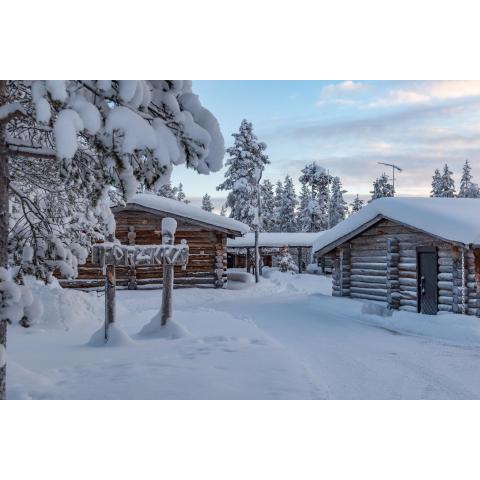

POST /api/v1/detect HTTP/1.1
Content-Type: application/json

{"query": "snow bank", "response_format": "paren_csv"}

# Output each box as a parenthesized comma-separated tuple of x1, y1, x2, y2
(137, 313, 191, 339)
(22, 277, 103, 330)
(313, 197, 480, 253)
(227, 271, 254, 290)
(87, 324, 134, 347)
(359, 304, 480, 346)
(128, 193, 250, 235)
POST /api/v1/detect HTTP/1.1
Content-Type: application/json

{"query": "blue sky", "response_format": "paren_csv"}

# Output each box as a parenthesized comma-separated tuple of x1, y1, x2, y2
(170, 81, 480, 208)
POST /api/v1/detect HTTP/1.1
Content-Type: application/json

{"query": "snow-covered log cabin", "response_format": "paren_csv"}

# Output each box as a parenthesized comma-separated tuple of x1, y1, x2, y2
(313, 197, 480, 316)
(227, 232, 321, 273)
(61, 194, 249, 289)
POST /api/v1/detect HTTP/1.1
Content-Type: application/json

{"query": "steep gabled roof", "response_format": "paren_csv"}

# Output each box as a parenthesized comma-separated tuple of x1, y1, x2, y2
(115, 193, 250, 237)
(313, 197, 480, 255)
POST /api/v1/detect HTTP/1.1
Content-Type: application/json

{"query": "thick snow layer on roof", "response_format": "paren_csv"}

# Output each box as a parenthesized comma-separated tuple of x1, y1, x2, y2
(127, 194, 250, 234)
(313, 197, 480, 253)
(228, 232, 324, 248)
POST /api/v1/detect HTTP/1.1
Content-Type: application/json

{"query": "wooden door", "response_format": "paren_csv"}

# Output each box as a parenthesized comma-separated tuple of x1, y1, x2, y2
(417, 246, 438, 315)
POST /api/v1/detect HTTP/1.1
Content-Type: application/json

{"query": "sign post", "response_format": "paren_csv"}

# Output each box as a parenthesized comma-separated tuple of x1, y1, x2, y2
(91, 218, 189, 340)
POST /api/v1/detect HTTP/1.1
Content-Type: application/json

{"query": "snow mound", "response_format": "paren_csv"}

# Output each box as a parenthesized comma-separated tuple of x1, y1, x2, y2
(23, 276, 103, 330)
(227, 271, 254, 290)
(87, 323, 134, 347)
(137, 313, 191, 339)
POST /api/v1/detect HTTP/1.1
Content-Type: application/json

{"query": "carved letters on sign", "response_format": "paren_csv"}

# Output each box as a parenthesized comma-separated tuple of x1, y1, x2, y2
(91, 242, 189, 268)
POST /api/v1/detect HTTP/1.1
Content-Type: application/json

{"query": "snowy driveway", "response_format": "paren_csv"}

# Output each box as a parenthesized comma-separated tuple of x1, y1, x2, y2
(7, 273, 480, 399)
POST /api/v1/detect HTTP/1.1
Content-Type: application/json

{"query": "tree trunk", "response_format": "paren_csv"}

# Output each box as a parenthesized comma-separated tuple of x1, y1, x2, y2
(254, 229, 260, 283)
(0, 80, 9, 400)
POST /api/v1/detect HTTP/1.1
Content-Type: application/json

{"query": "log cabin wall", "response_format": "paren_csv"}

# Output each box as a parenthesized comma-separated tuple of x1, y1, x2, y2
(70, 209, 228, 289)
(330, 219, 480, 315)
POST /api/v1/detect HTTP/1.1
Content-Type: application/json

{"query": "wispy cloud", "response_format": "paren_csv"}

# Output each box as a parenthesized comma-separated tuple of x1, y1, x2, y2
(315, 80, 367, 106)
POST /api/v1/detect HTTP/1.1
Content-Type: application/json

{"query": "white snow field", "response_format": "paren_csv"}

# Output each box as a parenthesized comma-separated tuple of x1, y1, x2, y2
(6, 271, 480, 399)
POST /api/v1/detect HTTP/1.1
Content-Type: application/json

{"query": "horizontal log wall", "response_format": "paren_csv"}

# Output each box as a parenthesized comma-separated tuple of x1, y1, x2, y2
(330, 219, 480, 315)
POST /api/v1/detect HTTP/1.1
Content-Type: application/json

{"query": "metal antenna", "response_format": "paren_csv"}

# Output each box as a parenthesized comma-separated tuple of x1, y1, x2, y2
(378, 162, 402, 195)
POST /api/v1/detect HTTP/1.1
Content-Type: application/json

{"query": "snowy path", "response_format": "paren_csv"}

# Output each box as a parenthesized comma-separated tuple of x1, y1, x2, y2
(214, 293, 480, 399)
(7, 272, 480, 399)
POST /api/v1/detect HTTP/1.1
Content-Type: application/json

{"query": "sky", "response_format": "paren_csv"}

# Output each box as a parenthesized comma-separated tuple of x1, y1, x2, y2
(170, 81, 480, 208)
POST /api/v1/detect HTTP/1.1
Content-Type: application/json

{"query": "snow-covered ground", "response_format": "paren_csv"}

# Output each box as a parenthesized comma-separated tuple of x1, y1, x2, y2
(6, 271, 480, 399)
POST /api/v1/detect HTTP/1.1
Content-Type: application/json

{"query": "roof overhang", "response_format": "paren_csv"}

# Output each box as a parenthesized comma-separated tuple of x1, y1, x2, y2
(314, 214, 467, 256)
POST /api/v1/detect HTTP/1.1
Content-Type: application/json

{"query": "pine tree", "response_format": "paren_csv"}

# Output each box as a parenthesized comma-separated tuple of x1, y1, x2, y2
(299, 162, 331, 230)
(201, 193, 214, 212)
(273, 180, 284, 230)
(157, 183, 178, 199)
(176, 183, 189, 203)
(217, 119, 269, 227)
(260, 179, 276, 232)
(0, 79, 224, 399)
(349, 194, 364, 214)
(430, 168, 442, 197)
(329, 176, 348, 227)
(438, 163, 456, 197)
(370, 173, 394, 201)
(297, 183, 313, 232)
(220, 204, 227, 216)
(458, 159, 480, 198)
(276, 175, 297, 232)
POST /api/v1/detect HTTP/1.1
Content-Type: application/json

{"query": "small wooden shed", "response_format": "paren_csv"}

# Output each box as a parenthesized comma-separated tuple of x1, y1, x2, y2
(63, 194, 249, 289)
(313, 197, 480, 316)
(227, 232, 321, 273)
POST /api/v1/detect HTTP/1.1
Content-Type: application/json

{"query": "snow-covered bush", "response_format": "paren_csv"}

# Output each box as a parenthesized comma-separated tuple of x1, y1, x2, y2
(277, 246, 299, 273)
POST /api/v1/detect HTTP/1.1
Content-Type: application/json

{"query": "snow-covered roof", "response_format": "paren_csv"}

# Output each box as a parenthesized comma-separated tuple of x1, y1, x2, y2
(228, 232, 324, 248)
(121, 194, 250, 236)
(313, 197, 480, 254)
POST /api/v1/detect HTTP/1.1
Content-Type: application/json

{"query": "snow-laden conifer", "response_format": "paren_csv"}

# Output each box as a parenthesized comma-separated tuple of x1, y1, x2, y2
(217, 119, 269, 227)
(458, 160, 480, 198)
(329, 176, 348, 227)
(260, 179, 276, 232)
(201, 193, 214, 212)
(276, 175, 297, 232)
(349, 194, 364, 214)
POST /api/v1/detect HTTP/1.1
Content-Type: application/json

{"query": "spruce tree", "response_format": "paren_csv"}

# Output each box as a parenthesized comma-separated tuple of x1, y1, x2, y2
(329, 176, 348, 227)
(458, 160, 480, 198)
(370, 173, 393, 201)
(201, 193, 214, 212)
(273, 180, 284, 230)
(349, 194, 364, 214)
(438, 163, 456, 197)
(277, 175, 297, 232)
(157, 183, 178, 199)
(297, 183, 313, 232)
(260, 179, 276, 232)
(217, 119, 269, 227)
(176, 183, 189, 203)
(430, 168, 442, 197)
(299, 162, 330, 230)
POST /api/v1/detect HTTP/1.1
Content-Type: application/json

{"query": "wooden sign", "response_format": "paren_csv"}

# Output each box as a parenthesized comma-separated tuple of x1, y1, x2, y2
(91, 218, 188, 341)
